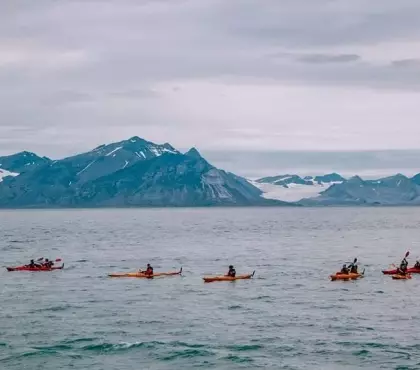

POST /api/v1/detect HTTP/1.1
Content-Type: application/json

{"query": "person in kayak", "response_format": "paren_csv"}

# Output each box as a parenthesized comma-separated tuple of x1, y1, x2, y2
(27, 259, 42, 268)
(399, 257, 408, 273)
(43, 259, 54, 268)
(227, 265, 236, 277)
(144, 264, 153, 276)
(340, 264, 349, 274)
(28, 259, 36, 268)
(415, 260, 420, 269)
(348, 260, 358, 274)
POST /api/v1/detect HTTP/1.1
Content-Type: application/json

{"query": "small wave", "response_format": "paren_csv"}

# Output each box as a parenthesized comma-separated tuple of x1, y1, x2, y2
(227, 344, 263, 351)
(251, 295, 272, 300)
(170, 342, 206, 349)
(228, 305, 242, 310)
(82, 341, 162, 352)
(32, 344, 73, 351)
(31, 304, 72, 313)
(63, 337, 97, 345)
(353, 349, 370, 356)
(222, 354, 254, 363)
(75, 259, 88, 263)
(161, 348, 214, 361)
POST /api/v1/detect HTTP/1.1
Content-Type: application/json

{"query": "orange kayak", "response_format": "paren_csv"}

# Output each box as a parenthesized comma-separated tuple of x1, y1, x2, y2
(108, 268, 182, 278)
(391, 274, 412, 280)
(203, 271, 255, 283)
(330, 271, 364, 281)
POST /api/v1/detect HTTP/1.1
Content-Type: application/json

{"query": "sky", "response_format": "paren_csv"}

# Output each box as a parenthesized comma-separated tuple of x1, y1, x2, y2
(1, 0, 420, 176)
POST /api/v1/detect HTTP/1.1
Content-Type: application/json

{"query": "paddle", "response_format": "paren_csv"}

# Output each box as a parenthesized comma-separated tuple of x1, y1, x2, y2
(251, 270, 256, 278)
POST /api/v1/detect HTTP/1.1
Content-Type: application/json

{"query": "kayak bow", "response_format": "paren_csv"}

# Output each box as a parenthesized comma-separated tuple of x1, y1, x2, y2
(6, 264, 64, 272)
(108, 267, 182, 278)
(203, 271, 255, 283)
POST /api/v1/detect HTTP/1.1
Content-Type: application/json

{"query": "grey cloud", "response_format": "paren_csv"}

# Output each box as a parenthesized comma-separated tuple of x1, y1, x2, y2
(40, 90, 95, 106)
(297, 54, 361, 64)
(392, 58, 420, 68)
(1, 0, 420, 157)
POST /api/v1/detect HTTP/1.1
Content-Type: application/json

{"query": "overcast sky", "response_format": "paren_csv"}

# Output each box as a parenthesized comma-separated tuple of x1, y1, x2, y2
(2, 0, 420, 166)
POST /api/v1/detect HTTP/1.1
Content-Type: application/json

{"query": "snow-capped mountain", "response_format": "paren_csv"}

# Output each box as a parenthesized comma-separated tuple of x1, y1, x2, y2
(252, 173, 345, 202)
(0, 151, 51, 173)
(300, 174, 420, 205)
(0, 137, 285, 207)
(61, 136, 180, 183)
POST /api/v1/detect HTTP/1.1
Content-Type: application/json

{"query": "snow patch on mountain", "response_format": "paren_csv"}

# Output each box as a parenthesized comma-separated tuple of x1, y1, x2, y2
(251, 173, 345, 202)
(105, 146, 123, 157)
(250, 181, 331, 202)
(0, 168, 19, 182)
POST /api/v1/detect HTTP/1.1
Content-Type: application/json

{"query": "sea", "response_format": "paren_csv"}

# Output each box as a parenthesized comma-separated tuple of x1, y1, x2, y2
(1, 208, 420, 370)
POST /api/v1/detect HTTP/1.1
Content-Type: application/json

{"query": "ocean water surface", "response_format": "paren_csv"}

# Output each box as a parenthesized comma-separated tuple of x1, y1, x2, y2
(1, 208, 420, 369)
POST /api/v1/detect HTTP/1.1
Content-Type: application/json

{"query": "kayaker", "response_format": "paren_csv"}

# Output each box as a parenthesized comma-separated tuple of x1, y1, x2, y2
(144, 264, 153, 276)
(340, 264, 349, 274)
(43, 259, 54, 268)
(227, 265, 236, 277)
(28, 259, 36, 268)
(348, 261, 358, 274)
(400, 257, 408, 272)
(415, 261, 420, 269)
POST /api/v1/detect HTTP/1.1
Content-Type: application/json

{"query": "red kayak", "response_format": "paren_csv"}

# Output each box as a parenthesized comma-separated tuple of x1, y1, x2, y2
(6, 264, 64, 272)
(382, 266, 420, 275)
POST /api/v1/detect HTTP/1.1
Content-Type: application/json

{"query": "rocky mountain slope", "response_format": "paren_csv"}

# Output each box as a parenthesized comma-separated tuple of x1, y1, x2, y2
(0, 137, 282, 207)
(299, 174, 420, 205)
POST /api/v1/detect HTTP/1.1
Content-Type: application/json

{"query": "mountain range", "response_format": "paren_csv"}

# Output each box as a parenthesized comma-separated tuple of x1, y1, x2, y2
(253, 172, 420, 205)
(0, 137, 281, 207)
(1, 137, 419, 207)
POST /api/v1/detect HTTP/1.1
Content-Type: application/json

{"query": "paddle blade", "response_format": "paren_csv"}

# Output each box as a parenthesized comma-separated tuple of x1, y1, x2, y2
(37, 257, 44, 262)
(406, 251, 410, 257)
(55, 258, 62, 262)
(354, 258, 358, 264)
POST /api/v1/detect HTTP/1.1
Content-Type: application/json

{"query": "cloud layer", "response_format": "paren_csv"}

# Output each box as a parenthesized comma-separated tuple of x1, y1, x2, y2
(2, 0, 420, 158)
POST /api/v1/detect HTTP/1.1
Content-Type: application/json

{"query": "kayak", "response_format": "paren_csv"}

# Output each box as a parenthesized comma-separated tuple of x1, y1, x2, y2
(6, 264, 64, 272)
(382, 267, 420, 275)
(391, 274, 412, 280)
(108, 268, 182, 278)
(330, 271, 364, 281)
(203, 271, 255, 283)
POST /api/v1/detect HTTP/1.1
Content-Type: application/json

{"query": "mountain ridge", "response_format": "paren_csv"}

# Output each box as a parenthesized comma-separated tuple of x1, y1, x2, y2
(0, 137, 286, 208)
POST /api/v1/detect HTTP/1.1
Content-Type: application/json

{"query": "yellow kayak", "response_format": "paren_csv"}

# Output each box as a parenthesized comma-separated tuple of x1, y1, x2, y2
(391, 273, 412, 280)
(330, 271, 364, 281)
(108, 268, 182, 278)
(203, 271, 255, 283)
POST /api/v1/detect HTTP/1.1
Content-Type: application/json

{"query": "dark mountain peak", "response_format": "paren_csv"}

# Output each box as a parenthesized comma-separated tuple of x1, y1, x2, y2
(348, 175, 363, 183)
(314, 173, 345, 183)
(185, 147, 203, 159)
(412, 173, 420, 185)
(0, 151, 51, 173)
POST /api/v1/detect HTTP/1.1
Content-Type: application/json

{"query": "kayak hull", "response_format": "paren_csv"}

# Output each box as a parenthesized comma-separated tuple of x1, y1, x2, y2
(382, 267, 420, 275)
(391, 274, 412, 280)
(6, 264, 64, 272)
(108, 268, 182, 278)
(330, 272, 363, 281)
(203, 272, 255, 283)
